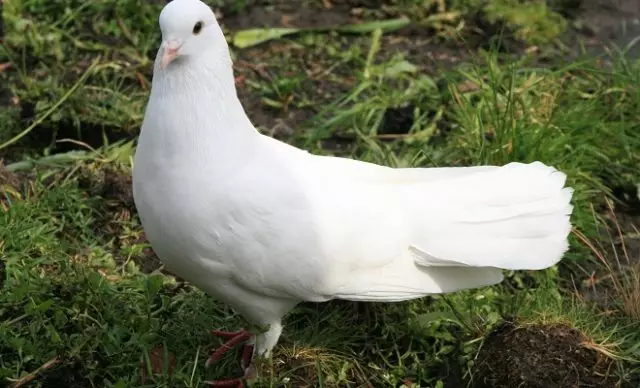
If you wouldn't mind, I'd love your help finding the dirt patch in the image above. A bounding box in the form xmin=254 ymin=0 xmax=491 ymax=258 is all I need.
xmin=78 ymin=165 xmax=134 ymax=213
xmin=611 ymin=184 xmax=640 ymax=216
xmin=222 ymin=3 xmax=353 ymax=30
xmin=563 ymin=0 xmax=640 ymax=59
xmin=573 ymin=0 xmax=640 ymax=40
xmin=77 ymin=165 xmax=162 ymax=274
xmin=233 ymin=76 xmax=317 ymax=139
xmin=77 ymin=164 xmax=134 ymax=247
xmin=614 ymin=211 xmax=640 ymax=260
xmin=572 ymin=208 xmax=640 ymax=317
xmin=380 ymin=35 xmax=468 ymax=72
xmin=0 ymin=161 xmax=22 ymax=190
xmin=140 ymin=344 xmax=176 ymax=384
xmin=37 ymin=361 xmax=92 ymax=388
xmin=1 ymin=357 xmax=91 ymax=388
xmin=18 ymin=101 xmax=135 ymax=156
xmin=123 ymin=233 xmax=163 ymax=274
xmin=0 ymin=160 xmax=30 ymax=210
xmin=473 ymin=322 xmax=617 ymax=388
xmin=230 ymin=41 xmax=356 ymax=137
xmin=219 ymin=0 xmax=394 ymax=29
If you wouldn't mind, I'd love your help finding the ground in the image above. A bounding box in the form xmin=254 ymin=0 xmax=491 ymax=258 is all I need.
xmin=1 ymin=0 xmax=640 ymax=387
xmin=474 ymin=322 xmax=617 ymax=388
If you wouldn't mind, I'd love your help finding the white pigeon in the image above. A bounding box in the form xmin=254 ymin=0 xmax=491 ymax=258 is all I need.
xmin=132 ymin=0 xmax=574 ymax=385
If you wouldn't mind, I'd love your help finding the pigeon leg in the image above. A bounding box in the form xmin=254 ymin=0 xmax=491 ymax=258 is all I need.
xmin=206 ymin=329 xmax=253 ymax=367
xmin=206 ymin=378 xmax=245 ymax=388
xmin=205 ymin=329 xmax=254 ymax=388
xmin=240 ymin=341 xmax=254 ymax=371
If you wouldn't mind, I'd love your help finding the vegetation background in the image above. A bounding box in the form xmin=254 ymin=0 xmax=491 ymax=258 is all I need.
xmin=1 ymin=0 xmax=639 ymax=387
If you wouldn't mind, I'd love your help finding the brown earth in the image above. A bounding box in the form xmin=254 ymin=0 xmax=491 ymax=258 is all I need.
xmin=473 ymin=322 xmax=617 ymax=388
xmin=0 ymin=160 xmax=29 ymax=208
xmin=571 ymin=208 xmax=640 ymax=315
xmin=0 ymin=160 xmax=21 ymax=191
xmin=77 ymin=165 xmax=162 ymax=274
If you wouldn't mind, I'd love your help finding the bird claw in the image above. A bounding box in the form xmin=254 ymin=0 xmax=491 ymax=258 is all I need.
xmin=204 ymin=377 xmax=245 ymax=387
xmin=206 ymin=328 xmax=252 ymax=368
xmin=240 ymin=343 xmax=254 ymax=371
xmin=211 ymin=329 xmax=249 ymax=340
xmin=205 ymin=328 xmax=254 ymax=387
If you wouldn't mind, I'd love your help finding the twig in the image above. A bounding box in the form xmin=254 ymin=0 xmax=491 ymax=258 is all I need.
xmin=0 ymin=57 xmax=102 ymax=152
xmin=9 ymin=357 xmax=61 ymax=388
xmin=235 ymin=60 xmax=271 ymax=81
xmin=4 ymin=150 xmax=89 ymax=172
xmin=116 ymin=17 xmax=137 ymax=47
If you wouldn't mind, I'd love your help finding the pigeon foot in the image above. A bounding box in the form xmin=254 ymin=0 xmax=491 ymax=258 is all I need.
xmin=205 ymin=329 xmax=254 ymax=388
xmin=205 ymin=377 xmax=245 ymax=388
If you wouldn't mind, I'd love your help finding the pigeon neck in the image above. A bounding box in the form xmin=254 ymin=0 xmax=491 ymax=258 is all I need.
xmin=150 ymin=53 xmax=259 ymax=156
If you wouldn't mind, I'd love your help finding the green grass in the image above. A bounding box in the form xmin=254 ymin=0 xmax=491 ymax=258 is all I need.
xmin=2 ymin=0 xmax=640 ymax=387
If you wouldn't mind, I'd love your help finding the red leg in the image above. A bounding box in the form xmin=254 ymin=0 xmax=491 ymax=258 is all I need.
xmin=240 ymin=343 xmax=254 ymax=371
xmin=205 ymin=378 xmax=245 ymax=387
xmin=205 ymin=328 xmax=254 ymax=387
xmin=211 ymin=329 xmax=248 ymax=340
xmin=206 ymin=329 xmax=252 ymax=367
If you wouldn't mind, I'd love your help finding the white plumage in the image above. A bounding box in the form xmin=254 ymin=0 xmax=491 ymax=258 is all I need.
xmin=132 ymin=0 xmax=574 ymax=380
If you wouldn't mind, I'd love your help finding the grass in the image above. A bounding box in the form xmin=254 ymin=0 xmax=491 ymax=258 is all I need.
xmin=1 ymin=0 xmax=640 ymax=387
xmin=576 ymin=199 xmax=640 ymax=321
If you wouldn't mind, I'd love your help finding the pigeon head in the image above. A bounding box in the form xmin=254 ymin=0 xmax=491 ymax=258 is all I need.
xmin=157 ymin=0 xmax=226 ymax=69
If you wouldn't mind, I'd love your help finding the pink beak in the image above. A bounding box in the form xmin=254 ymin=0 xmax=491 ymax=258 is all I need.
xmin=160 ymin=40 xmax=182 ymax=69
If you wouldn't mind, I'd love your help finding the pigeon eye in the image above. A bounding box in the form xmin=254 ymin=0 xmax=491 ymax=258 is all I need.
xmin=192 ymin=21 xmax=203 ymax=35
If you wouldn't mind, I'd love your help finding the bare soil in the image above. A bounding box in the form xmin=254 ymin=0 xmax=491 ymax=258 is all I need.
xmin=473 ymin=322 xmax=617 ymax=388
xmin=570 ymin=0 xmax=640 ymax=58
xmin=0 ymin=160 xmax=22 ymax=192
xmin=0 ymin=160 xmax=30 ymax=213
xmin=572 ymin=209 xmax=640 ymax=312
xmin=77 ymin=165 xmax=162 ymax=274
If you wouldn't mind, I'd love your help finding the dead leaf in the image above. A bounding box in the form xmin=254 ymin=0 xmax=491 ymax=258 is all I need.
xmin=457 ymin=80 xmax=479 ymax=93
xmin=141 ymin=345 xmax=176 ymax=384
xmin=281 ymin=15 xmax=294 ymax=28
xmin=234 ymin=75 xmax=246 ymax=87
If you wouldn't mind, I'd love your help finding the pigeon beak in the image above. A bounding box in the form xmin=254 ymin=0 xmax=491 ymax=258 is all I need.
xmin=160 ymin=39 xmax=182 ymax=69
